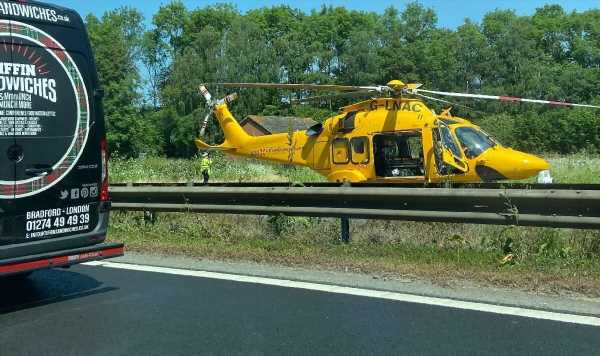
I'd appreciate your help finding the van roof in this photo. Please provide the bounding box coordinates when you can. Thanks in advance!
[0,0,83,29]
[21,0,73,13]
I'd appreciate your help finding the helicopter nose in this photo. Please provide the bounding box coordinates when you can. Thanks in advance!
[476,148,550,181]
[517,154,550,178]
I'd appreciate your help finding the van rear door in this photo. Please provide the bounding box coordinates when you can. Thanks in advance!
[7,19,96,242]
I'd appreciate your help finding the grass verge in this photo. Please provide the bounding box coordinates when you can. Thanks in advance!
[108,212,600,297]
[109,153,600,184]
[108,154,600,296]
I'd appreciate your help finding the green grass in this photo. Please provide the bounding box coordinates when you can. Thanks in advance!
[110,153,600,184]
[545,153,600,184]
[116,213,600,273]
[109,211,600,296]
[110,153,323,184]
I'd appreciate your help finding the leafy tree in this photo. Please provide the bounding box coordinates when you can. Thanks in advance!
[86,8,159,157]
[84,2,600,157]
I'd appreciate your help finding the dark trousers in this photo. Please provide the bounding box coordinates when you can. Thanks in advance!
[202,170,209,184]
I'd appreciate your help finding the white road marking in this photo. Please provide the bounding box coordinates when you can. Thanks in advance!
[84,261,600,327]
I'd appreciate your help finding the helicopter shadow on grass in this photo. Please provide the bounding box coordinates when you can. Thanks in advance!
[0,268,117,314]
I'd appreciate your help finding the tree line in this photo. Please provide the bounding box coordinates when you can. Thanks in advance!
[85,2,600,158]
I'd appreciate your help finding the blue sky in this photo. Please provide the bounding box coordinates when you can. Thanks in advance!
[54,0,599,29]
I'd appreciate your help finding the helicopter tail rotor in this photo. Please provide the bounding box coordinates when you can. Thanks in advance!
[198,85,239,138]
[199,85,238,107]
[199,84,213,105]
[198,85,214,138]
[199,111,212,137]
[220,92,238,105]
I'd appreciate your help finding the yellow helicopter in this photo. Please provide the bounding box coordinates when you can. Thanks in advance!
[195,80,599,183]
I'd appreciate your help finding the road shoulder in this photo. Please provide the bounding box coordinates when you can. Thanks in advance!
[111,252,600,317]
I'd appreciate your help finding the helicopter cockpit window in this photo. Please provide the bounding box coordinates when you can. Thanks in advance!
[441,118,459,125]
[455,127,496,159]
[439,126,463,158]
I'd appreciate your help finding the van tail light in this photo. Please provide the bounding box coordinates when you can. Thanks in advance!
[100,138,109,201]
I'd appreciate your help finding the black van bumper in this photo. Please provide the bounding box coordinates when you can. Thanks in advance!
[0,242,124,277]
[0,201,122,276]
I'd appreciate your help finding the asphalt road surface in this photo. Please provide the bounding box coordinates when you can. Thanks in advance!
[0,264,598,356]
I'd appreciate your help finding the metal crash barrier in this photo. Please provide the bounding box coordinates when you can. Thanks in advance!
[109,184,600,242]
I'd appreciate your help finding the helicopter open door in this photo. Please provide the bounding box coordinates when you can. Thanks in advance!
[373,132,425,179]
[432,122,469,175]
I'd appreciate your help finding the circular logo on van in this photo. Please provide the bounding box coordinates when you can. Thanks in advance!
[0,20,90,199]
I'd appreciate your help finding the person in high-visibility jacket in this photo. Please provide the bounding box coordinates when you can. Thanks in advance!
[200,152,212,184]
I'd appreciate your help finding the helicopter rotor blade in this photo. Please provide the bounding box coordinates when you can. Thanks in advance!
[218,92,238,105]
[414,88,600,109]
[214,82,391,93]
[413,92,481,113]
[292,90,375,104]
[199,112,212,137]
[199,85,213,104]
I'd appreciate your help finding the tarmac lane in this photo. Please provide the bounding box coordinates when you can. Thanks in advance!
[0,262,598,356]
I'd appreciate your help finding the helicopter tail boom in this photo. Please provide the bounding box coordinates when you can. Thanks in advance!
[195,103,251,152]
[194,137,235,151]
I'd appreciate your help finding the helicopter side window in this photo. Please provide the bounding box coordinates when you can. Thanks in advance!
[455,127,496,159]
[351,137,369,164]
[332,138,350,164]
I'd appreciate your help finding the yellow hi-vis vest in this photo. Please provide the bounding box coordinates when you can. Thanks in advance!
[200,157,212,174]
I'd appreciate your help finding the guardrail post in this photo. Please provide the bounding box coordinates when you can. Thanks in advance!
[341,217,350,243]
[144,210,157,225]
